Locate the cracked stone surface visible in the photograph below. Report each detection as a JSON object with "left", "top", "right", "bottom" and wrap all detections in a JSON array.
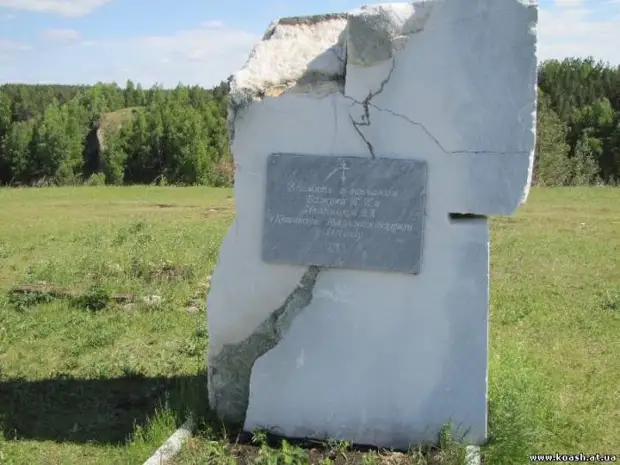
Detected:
[
  {"left": 208, "top": 266, "right": 320, "bottom": 424},
  {"left": 208, "top": 0, "right": 538, "bottom": 450}
]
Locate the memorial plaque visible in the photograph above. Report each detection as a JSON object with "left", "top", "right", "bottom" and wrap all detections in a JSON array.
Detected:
[{"left": 262, "top": 153, "right": 427, "bottom": 274}]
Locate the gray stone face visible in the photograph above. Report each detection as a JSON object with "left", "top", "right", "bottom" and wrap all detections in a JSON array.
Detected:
[{"left": 262, "top": 153, "right": 427, "bottom": 274}]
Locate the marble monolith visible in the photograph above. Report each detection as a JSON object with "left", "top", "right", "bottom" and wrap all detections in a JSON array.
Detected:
[{"left": 207, "top": 0, "right": 538, "bottom": 450}]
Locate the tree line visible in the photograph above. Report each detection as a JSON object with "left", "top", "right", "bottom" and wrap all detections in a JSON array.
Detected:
[
  {"left": 0, "top": 57, "right": 619, "bottom": 188},
  {"left": 0, "top": 80, "right": 232, "bottom": 187},
  {"left": 536, "top": 58, "right": 620, "bottom": 186}
]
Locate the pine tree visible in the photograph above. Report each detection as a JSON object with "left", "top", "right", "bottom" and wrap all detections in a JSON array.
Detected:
[{"left": 534, "top": 91, "right": 572, "bottom": 186}]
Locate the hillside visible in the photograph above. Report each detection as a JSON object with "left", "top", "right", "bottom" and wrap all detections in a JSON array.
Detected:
[{"left": 98, "top": 107, "right": 142, "bottom": 149}]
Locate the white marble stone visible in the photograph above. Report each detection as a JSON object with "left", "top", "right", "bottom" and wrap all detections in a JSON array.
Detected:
[
  {"left": 229, "top": 15, "right": 348, "bottom": 106},
  {"left": 207, "top": 0, "right": 538, "bottom": 450}
]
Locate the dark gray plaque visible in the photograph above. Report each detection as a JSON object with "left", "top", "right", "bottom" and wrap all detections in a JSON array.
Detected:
[{"left": 261, "top": 153, "right": 427, "bottom": 274}]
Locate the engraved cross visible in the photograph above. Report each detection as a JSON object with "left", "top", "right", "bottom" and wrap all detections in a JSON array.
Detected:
[{"left": 339, "top": 160, "right": 349, "bottom": 183}]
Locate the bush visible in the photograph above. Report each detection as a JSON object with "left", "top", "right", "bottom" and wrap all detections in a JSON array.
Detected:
[{"left": 85, "top": 172, "right": 107, "bottom": 186}]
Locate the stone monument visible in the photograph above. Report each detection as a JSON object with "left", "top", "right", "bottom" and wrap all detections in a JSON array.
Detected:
[{"left": 207, "top": 0, "right": 538, "bottom": 450}]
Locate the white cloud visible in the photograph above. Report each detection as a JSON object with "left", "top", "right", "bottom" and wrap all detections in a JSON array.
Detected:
[
  {"left": 1, "top": 13, "right": 17, "bottom": 20},
  {"left": 116, "top": 26, "right": 260, "bottom": 86},
  {"left": 554, "top": 0, "right": 582, "bottom": 7},
  {"left": 0, "top": 0, "right": 112, "bottom": 17},
  {"left": 0, "top": 24, "right": 260, "bottom": 87},
  {"left": 537, "top": 6, "right": 620, "bottom": 65},
  {"left": 0, "top": 38, "right": 32, "bottom": 53},
  {"left": 202, "top": 20, "right": 224, "bottom": 29},
  {"left": 0, "top": 38, "right": 32, "bottom": 62},
  {"left": 42, "top": 28, "right": 81, "bottom": 42}
]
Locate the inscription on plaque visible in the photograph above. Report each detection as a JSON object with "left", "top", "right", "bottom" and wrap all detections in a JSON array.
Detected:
[{"left": 261, "top": 153, "right": 427, "bottom": 274}]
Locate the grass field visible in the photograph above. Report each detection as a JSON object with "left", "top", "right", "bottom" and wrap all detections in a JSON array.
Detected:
[{"left": 0, "top": 186, "right": 618, "bottom": 465}]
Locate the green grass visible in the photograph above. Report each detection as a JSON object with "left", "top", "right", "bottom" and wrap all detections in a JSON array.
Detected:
[
  {"left": 0, "top": 186, "right": 231, "bottom": 464},
  {"left": 0, "top": 186, "right": 618, "bottom": 464}
]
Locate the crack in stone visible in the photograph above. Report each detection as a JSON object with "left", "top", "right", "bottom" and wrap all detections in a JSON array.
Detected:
[
  {"left": 209, "top": 266, "right": 321, "bottom": 425},
  {"left": 348, "top": 57, "right": 397, "bottom": 158},
  {"left": 370, "top": 104, "right": 530, "bottom": 156},
  {"left": 346, "top": 93, "right": 529, "bottom": 157},
  {"left": 349, "top": 114, "right": 376, "bottom": 159}
]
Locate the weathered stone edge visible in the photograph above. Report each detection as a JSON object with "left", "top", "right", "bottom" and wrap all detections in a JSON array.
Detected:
[
  {"left": 209, "top": 266, "right": 321, "bottom": 425},
  {"left": 278, "top": 13, "right": 349, "bottom": 26},
  {"left": 263, "top": 12, "right": 349, "bottom": 40}
]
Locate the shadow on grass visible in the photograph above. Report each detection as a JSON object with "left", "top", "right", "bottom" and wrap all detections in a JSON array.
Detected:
[
  {"left": 0, "top": 357, "right": 548, "bottom": 465},
  {"left": 0, "top": 372, "right": 209, "bottom": 445}
]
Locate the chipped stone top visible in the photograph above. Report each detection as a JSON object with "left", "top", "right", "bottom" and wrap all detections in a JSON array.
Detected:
[
  {"left": 229, "top": 15, "right": 348, "bottom": 107},
  {"left": 229, "top": 2, "right": 434, "bottom": 107}
]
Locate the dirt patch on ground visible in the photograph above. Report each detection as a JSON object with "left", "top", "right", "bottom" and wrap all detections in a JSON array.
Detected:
[
  {"left": 174, "top": 429, "right": 464, "bottom": 465},
  {"left": 202, "top": 206, "right": 235, "bottom": 218},
  {"left": 152, "top": 203, "right": 178, "bottom": 208},
  {"left": 129, "top": 261, "right": 194, "bottom": 282},
  {"left": 9, "top": 284, "right": 135, "bottom": 304},
  {"left": 142, "top": 203, "right": 202, "bottom": 210}
]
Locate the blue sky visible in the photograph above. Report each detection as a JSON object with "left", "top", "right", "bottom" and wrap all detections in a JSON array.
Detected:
[{"left": 0, "top": 0, "right": 619, "bottom": 88}]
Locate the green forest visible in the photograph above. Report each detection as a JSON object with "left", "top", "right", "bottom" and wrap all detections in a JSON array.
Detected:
[
  {"left": 0, "top": 80, "right": 232, "bottom": 187},
  {"left": 0, "top": 57, "right": 619, "bottom": 187}
]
